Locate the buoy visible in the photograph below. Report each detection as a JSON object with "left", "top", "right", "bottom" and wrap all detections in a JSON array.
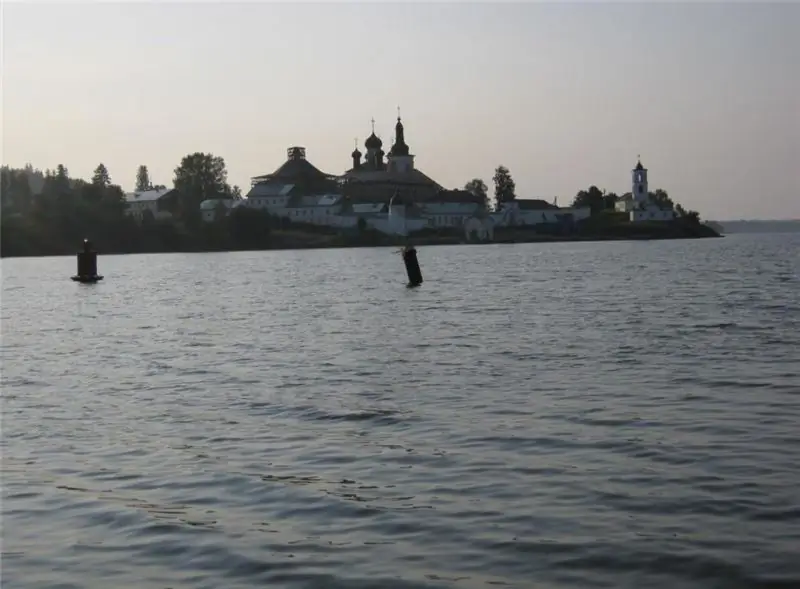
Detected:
[
  {"left": 71, "top": 239, "right": 103, "bottom": 283},
  {"left": 402, "top": 245, "right": 423, "bottom": 287}
]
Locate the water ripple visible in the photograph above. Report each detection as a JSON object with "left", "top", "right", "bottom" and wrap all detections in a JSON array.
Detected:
[{"left": 2, "top": 234, "right": 800, "bottom": 589}]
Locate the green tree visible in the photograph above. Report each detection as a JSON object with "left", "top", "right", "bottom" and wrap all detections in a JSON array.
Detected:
[
  {"left": 675, "top": 204, "right": 700, "bottom": 223},
  {"left": 173, "top": 152, "right": 229, "bottom": 225},
  {"left": 0, "top": 162, "right": 146, "bottom": 257},
  {"left": 92, "top": 163, "right": 111, "bottom": 186},
  {"left": 572, "top": 185, "right": 606, "bottom": 213},
  {"left": 493, "top": 166, "right": 516, "bottom": 208},
  {"left": 135, "top": 165, "right": 152, "bottom": 192},
  {"left": 54, "top": 164, "right": 70, "bottom": 192},
  {"left": 649, "top": 189, "right": 674, "bottom": 210},
  {"left": 1, "top": 166, "right": 33, "bottom": 213},
  {"left": 464, "top": 178, "right": 490, "bottom": 210}
]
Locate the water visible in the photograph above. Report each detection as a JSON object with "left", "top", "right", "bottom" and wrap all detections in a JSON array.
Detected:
[{"left": 2, "top": 234, "right": 799, "bottom": 589}]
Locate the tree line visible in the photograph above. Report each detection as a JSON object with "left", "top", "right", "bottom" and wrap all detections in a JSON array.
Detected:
[
  {"left": 1, "top": 153, "right": 264, "bottom": 257},
  {"left": 462, "top": 166, "right": 700, "bottom": 222},
  {"left": 2, "top": 155, "right": 703, "bottom": 258}
]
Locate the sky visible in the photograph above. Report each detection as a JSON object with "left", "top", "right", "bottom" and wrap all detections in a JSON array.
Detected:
[{"left": 2, "top": 1, "right": 798, "bottom": 221}]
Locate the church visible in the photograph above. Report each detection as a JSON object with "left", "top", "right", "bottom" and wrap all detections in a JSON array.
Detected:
[
  {"left": 242, "top": 112, "right": 487, "bottom": 234},
  {"left": 235, "top": 110, "right": 596, "bottom": 236},
  {"left": 339, "top": 114, "right": 462, "bottom": 205},
  {"left": 615, "top": 158, "right": 677, "bottom": 222}
]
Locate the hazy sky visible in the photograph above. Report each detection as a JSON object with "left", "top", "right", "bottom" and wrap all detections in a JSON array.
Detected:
[{"left": 2, "top": 1, "right": 798, "bottom": 220}]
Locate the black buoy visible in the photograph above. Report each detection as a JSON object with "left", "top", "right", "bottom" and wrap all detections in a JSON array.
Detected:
[
  {"left": 71, "top": 239, "right": 103, "bottom": 283},
  {"left": 402, "top": 244, "right": 423, "bottom": 288}
]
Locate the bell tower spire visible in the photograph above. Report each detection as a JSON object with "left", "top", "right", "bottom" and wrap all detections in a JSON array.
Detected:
[
  {"left": 632, "top": 155, "right": 648, "bottom": 203},
  {"left": 387, "top": 107, "right": 414, "bottom": 173},
  {"left": 390, "top": 107, "right": 409, "bottom": 157}
]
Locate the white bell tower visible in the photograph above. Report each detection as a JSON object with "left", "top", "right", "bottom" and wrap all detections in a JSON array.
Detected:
[{"left": 632, "top": 156, "right": 649, "bottom": 204}]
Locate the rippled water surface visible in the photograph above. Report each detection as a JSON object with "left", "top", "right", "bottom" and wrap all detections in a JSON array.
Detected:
[{"left": 3, "top": 234, "right": 800, "bottom": 589}]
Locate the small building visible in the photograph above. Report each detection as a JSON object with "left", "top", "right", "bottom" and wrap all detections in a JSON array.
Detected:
[
  {"left": 124, "top": 188, "right": 177, "bottom": 221},
  {"left": 245, "top": 146, "right": 342, "bottom": 222},
  {"left": 200, "top": 198, "right": 239, "bottom": 222},
  {"left": 492, "top": 199, "right": 591, "bottom": 227},
  {"left": 615, "top": 159, "right": 676, "bottom": 222},
  {"left": 419, "top": 189, "right": 487, "bottom": 229}
]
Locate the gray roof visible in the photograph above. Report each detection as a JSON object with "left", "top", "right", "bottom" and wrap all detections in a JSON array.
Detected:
[
  {"left": 352, "top": 203, "right": 386, "bottom": 214},
  {"left": 124, "top": 187, "right": 175, "bottom": 203},
  {"left": 286, "top": 194, "right": 343, "bottom": 208},
  {"left": 342, "top": 167, "right": 442, "bottom": 189},
  {"left": 316, "top": 194, "right": 342, "bottom": 206},
  {"left": 247, "top": 183, "right": 295, "bottom": 198},
  {"left": 200, "top": 198, "right": 237, "bottom": 210}
]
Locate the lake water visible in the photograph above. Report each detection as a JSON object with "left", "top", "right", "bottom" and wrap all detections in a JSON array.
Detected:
[{"left": 2, "top": 234, "right": 799, "bottom": 589}]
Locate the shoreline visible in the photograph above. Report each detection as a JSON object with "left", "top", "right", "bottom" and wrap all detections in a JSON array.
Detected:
[{"left": 0, "top": 230, "right": 722, "bottom": 259}]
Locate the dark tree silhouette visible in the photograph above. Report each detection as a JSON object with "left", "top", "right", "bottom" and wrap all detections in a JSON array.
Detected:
[
  {"left": 92, "top": 163, "right": 111, "bottom": 187},
  {"left": 572, "top": 186, "right": 606, "bottom": 213},
  {"left": 173, "top": 152, "right": 230, "bottom": 226},
  {"left": 493, "top": 166, "right": 516, "bottom": 208},
  {"left": 135, "top": 165, "right": 152, "bottom": 192},
  {"left": 464, "top": 178, "right": 490, "bottom": 210}
]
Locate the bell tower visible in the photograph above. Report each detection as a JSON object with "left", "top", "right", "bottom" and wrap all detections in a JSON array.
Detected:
[
  {"left": 632, "top": 156, "right": 648, "bottom": 203},
  {"left": 387, "top": 107, "right": 415, "bottom": 174}
]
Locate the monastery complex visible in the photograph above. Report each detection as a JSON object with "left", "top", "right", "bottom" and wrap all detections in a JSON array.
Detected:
[{"left": 125, "top": 114, "right": 677, "bottom": 238}]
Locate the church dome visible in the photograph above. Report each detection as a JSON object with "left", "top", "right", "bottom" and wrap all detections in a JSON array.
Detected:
[
  {"left": 635, "top": 159, "right": 645, "bottom": 171},
  {"left": 351, "top": 147, "right": 362, "bottom": 158},
  {"left": 365, "top": 132, "right": 382, "bottom": 149}
]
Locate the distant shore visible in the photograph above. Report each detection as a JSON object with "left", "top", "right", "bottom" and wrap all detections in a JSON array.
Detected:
[{"left": 1, "top": 221, "right": 721, "bottom": 259}]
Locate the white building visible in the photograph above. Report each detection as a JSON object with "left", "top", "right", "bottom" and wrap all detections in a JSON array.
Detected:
[
  {"left": 615, "top": 159, "right": 676, "bottom": 222},
  {"left": 492, "top": 199, "right": 591, "bottom": 227},
  {"left": 124, "top": 188, "right": 176, "bottom": 221},
  {"left": 200, "top": 198, "right": 240, "bottom": 222}
]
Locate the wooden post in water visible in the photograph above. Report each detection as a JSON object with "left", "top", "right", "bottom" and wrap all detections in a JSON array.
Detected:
[{"left": 402, "top": 244, "right": 423, "bottom": 287}]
